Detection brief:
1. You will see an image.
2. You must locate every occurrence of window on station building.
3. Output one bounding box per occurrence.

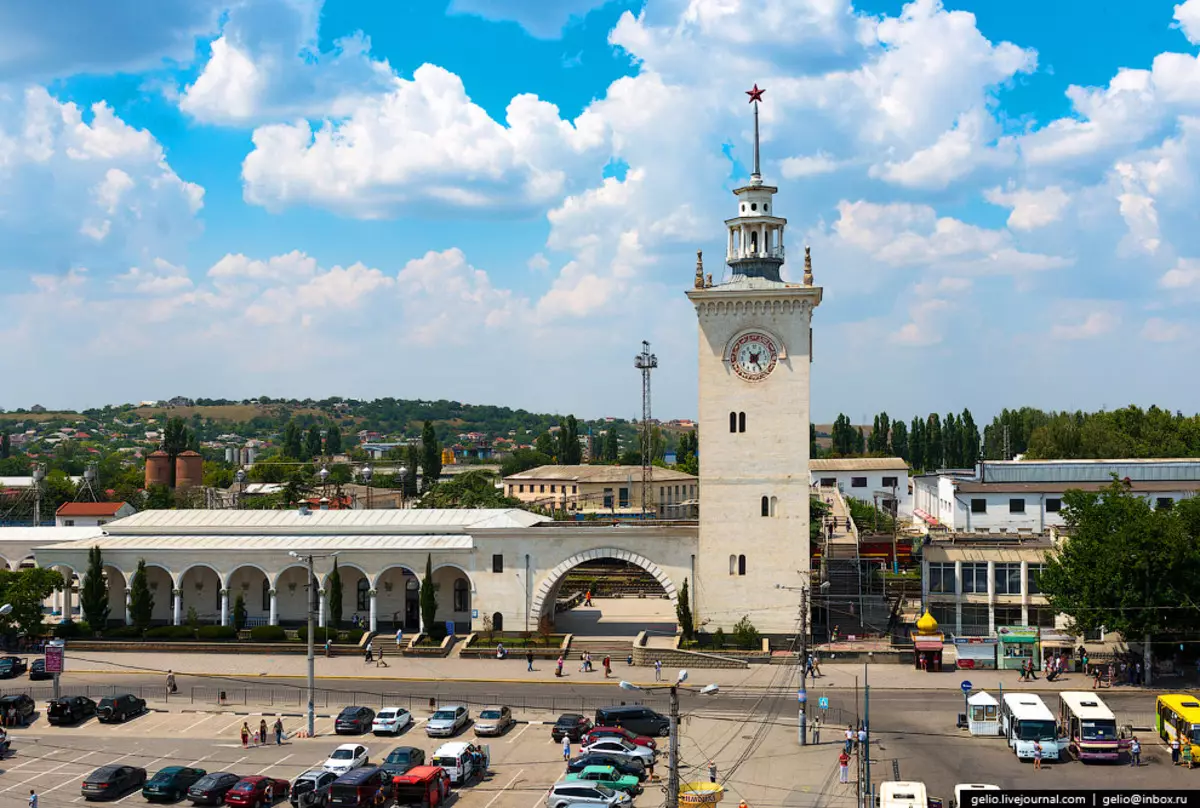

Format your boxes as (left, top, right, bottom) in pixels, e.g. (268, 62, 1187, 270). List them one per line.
(492, 554, 503, 573)
(1027, 565, 1046, 595)
(729, 555, 736, 575)
(1009, 498, 1025, 514)
(820, 478, 837, 487)
(603, 488, 614, 509)
(971, 499, 987, 513)
(882, 476, 899, 488)
(618, 488, 630, 508)
(1157, 497, 1175, 510)
(262, 578, 270, 612)
(356, 579, 369, 612)
(994, 563, 1021, 595)
(453, 578, 469, 612)
(1045, 498, 1061, 513)
(738, 412, 746, 433)
(961, 563, 988, 593)
(928, 562, 956, 594)
(729, 412, 737, 433)
(761, 496, 770, 517)
(851, 477, 867, 488)
(738, 555, 746, 576)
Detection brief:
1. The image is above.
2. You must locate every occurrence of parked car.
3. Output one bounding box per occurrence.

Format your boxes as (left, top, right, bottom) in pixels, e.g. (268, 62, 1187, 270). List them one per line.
(334, 707, 375, 735)
(187, 773, 244, 805)
(584, 727, 657, 752)
(379, 747, 425, 778)
(390, 766, 450, 807)
(97, 693, 146, 723)
(593, 706, 670, 738)
(327, 767, 386, 808)
(322, 744, 370, 776)
(579, 738, 655, 766)
(48, 696, 97, 725)
(544, 782, 631, 808)
(372, 708, 412, 736)
(223, 776, 290, 807)
(289, 770, 337, 808)
(565, 755, 646, 781)
(564, 766, 642, 797)
(430, 741, 489, 785)
(81, 765, 147, 801)
(29, 658, 53, 681)
(473, 706, 514, 737)
(551, 714, 593, 743)
(0, 656, 28, 678)
(143, 766, 208, 802)
(425, 706, 469, 738)
(0, 693, 35, 725)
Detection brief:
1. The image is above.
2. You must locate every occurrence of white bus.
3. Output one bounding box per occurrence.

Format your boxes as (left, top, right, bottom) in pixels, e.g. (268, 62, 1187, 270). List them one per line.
(1058, 692, 1123, 762)
(999, 693, 1060, 761)
(879, 782, 929, 808)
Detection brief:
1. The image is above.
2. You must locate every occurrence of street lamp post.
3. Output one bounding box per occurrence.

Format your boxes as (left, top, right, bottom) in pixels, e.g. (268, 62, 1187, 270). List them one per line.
(398, 466, 407, 508)
(619, 671, 718, 808)
(777, 583, 812, 745)
(288, 552, 337, 737)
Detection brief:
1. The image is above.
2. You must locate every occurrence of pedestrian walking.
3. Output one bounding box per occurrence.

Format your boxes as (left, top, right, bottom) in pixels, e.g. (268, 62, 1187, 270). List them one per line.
(325, 638, 331, 658)
(364, 640, 373, 664)
(585, 591, 592, 607)
(1172, 737, 1181, 765)
(166, 670, 177, 694)
(28, 790, 37, 808)
(264, 781, 274, 806)
(857, 726, 866, 751)
(603, 655, 611, 679)
(1184, 741, 1194, 769)
(813, 653, 822, 677)
(274, 717, 284, 745)
(1033, 742, 1043, 770)
(844, 726, 854, 753)
(655, 659, 662, 682)
(376, 646, 388, 667)
(812, 715, 821, 745)
(556, 656, 564, 677)
(1130, 737, 1141, 767)
(526, 650, 534, 672)
(259, 718, 268, 746)
(396, 628, 404, 648)
(240, 722, 250, 749)
(562, 735, 571, 762)
(838, 751, 850, 784)
(708, 761, 717, 783)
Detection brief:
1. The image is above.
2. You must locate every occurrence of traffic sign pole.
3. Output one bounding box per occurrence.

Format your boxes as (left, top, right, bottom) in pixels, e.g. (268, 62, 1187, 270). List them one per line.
(961, 680, 972, 725)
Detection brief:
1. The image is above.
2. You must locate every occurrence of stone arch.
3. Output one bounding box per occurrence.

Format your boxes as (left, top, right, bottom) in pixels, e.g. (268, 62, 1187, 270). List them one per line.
(320, 561, 372, 588)
(530, 548, 677, 619)
(178, 562, 227, 589)
(272, 563, 312, 589)
(370, 563, 421, 589)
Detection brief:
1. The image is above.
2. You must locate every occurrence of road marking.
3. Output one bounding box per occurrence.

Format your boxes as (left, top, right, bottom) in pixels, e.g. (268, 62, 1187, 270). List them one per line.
(0, 749, 59, 774)
(220, 716, 250, 735)
(483, 768, 525, 808)
(0, 760, 77, 792)
(506, 724, 532, 745)
(39, 754, 100, 795)
(183, 714, 219, 733)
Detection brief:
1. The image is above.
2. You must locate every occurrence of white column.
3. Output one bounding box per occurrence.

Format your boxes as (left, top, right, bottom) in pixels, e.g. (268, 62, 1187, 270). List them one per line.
(779, 224, 784, 253)
(369, 590, 378, 633)
(759, 224, 766, 255)
(986, 560, 996, 635)
(954, 561, 963, 635)
(64, 581, 73, 620)
(269, 589, 278, 626)
(220, 589, 230, 627)
(172, 588, 182, 626)
(727, 227, 734, 259)
(740, 224, 747, 257)
(318, 589, 327, 627)
(1019, 560, 1029, 626)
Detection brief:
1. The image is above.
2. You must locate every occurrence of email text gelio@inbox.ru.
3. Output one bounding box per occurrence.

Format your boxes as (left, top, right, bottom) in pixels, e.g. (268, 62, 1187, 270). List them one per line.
(965, 792, 1198, 808)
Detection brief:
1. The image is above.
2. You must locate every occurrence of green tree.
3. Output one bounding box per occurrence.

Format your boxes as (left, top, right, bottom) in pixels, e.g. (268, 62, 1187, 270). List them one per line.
(421, 421, 443, 492)
(675, 578, 695, 641)
(602, 428, 619, 462)
(731, 615, 761, 650)
(961, 408, 980, 468)
(420, 553, 438, 637)
(557, 415, 582, 465)
(161, 416, 195, 487)
(891, 419, 909, 462)
(533, 431, 555, 458)
(676, 431, 698, 476)
(926, 413, 942, 469)
(944, 412, 961, 467)
(248, 457, 291, 483)
(305, 424, 324, 460)
(233, 592, 248, 631)
(501, 448, 551, 477)
(128, 559, 154, 630)
(325, 424, 343, 455)
(415, 470, 522, 509)
(0, 432, 8, 459)
(282, 421, 303, 459)
(809, 423, 818, 459)
(403, 445, 421, 499)
(0, 567, 63, 637)
(80, 545, 110, 631)
(1039, 480, 1200, 687)
(910, 416, 925, 471)
(328, 559, 343, 628)
(858, 426, 867, 454)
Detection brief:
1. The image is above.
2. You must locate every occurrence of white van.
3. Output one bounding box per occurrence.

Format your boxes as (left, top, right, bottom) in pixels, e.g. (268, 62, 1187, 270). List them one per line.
(879, 782, 928, 808)
(431, 741, 490, 785)
(951, 784, 999, 808)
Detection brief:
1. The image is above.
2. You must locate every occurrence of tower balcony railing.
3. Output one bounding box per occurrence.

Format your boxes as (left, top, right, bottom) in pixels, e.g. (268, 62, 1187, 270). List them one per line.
(728, 245, 785, 261)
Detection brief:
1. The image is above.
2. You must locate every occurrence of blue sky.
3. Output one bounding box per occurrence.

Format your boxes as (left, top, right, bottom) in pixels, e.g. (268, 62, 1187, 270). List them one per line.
(2, 0, 1199, 423)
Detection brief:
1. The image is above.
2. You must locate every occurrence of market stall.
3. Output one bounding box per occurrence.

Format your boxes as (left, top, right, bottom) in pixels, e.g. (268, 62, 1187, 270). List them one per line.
(966, 690, 1000, 736)
(912, 610, 945, 672)
(997, 625, 1040, 671)
(953, 636, 998, 670)
(1040, 631, 1076, 669)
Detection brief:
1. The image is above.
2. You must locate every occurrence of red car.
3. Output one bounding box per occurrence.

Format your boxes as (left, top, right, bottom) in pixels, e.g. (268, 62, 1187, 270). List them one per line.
(584, 726, 658, 751)
(224, 776, 290, 808)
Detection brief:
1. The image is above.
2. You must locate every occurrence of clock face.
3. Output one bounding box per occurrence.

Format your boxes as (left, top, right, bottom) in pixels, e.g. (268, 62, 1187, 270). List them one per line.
(729, 332, 779, 381)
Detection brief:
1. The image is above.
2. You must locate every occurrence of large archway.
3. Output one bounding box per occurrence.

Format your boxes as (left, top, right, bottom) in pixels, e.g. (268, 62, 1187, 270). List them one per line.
(376, 565, 421, 633)
(179, 565, 222, 625)
(228, 565, 271, 626)
(431, 565, 472, 635)
(103, 566, 128, 627)
(142, 564, 174, 625)
(531, 549, 677, 637)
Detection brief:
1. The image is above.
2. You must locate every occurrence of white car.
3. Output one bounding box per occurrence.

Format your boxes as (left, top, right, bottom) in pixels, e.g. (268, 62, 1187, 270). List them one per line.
(579, 738, 655, 766)
(545, 782, 631, 808)
(372, 707, 413, 736)
(322, 743, 369, 776)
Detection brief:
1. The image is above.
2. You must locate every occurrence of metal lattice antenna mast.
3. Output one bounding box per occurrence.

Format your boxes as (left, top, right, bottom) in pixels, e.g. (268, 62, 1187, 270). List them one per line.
(74, 462, 99, 502)
(634, 341, 658, 518)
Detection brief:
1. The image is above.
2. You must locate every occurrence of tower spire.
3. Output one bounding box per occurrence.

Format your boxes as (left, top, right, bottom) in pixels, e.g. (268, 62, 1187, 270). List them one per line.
(746, 84, 765, 184)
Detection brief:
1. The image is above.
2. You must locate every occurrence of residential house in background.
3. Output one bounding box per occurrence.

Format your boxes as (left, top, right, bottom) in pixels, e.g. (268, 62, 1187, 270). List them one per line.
(503, 465, 698, 518)
(55, 501, 135, 527)
(810, 457, 912, 517)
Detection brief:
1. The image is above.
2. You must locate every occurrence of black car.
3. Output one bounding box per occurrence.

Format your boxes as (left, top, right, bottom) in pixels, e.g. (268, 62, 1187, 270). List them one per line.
(0, 693, 35, 725)
(334, 706, 375, 735)
(186, 772, 243, 806)
(143, 766, 208, 802)
(551, 714, 593, 742)
(379, 747, 425, 778)
(566, 754, 646, 781)
(48, 696, 97, 725)
(0, 656, 28, 678)
(97, 693, 146, 723)
(81, 764, 147, 800)
(29, 659, 53, 681)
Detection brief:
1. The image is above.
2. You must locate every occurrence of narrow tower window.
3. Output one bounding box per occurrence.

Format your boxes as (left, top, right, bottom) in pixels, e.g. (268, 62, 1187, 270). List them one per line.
(738, 555, 747, 576)
(761, 496, 769, 517)
(770, 496, 778, 517)
(729, 411, 737, 433)
(729, 555, 737, 575)
(738, 412, 746, 433)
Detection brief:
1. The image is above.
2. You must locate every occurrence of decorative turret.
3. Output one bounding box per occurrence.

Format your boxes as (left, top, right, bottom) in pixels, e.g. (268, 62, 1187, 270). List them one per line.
(916, 609, 939, 635)
(725, 84, 787, 283)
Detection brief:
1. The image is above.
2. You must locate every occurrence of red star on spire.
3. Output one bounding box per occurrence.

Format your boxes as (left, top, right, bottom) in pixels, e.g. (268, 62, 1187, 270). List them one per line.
(746, 84, 765, 104)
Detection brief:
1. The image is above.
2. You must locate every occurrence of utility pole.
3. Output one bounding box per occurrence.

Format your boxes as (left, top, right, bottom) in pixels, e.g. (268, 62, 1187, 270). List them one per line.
(305, 553, 316, 737)
(799, 585, 808, 745)
(667, 685, 680, 808)
(863, 664, 871, 808)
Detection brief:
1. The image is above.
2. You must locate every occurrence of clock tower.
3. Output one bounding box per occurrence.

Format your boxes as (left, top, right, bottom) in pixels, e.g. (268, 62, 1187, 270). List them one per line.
(687, 85, 823, 634)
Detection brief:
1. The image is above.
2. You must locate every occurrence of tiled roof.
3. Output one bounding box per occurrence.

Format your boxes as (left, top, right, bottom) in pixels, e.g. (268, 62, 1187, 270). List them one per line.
(39, 533, 473, 553)
(811, 458, 909, 472)
(56, 502, 129, 517)
(503, 465, 697, 484)
(104, 508, 545, 534)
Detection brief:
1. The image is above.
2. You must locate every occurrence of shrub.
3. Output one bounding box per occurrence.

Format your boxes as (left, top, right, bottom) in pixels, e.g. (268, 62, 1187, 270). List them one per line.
(103, 626, 143, 639)
(250, 625, 287, 642)
(53, 620, 90, 639)
(711, 627, 725, 649)
(296, 626, 334, 643)
(145, 625, 196, 640)
(341, 628, 366, 644)
(197, 625, 238, 640)
(731, 616, 761, 650)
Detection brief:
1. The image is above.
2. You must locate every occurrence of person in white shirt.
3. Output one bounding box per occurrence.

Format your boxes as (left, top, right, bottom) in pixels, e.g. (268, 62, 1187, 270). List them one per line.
(395, 628, 404, 647)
